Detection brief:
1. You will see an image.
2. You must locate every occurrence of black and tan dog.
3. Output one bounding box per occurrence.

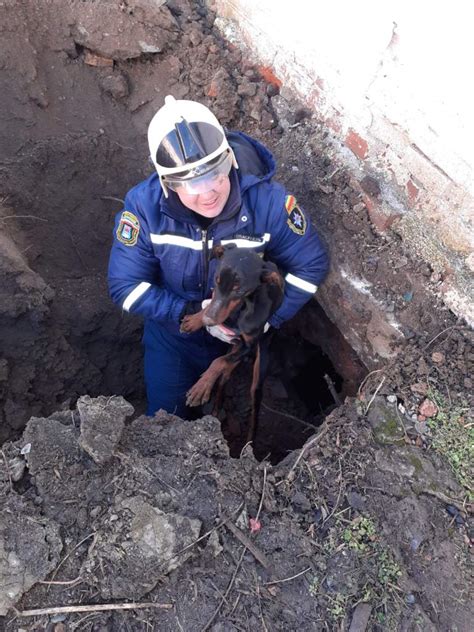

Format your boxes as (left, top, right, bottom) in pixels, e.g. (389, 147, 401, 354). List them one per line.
(180, 244, 284, 441)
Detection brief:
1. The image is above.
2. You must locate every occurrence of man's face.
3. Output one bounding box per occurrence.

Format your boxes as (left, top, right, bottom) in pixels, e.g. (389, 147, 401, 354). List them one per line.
(176, 175, 231, 218)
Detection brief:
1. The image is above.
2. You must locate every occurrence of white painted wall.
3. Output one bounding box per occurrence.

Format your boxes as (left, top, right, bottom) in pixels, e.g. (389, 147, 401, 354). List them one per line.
(214, 0, 474, 324)
(217, 1, 474, 191)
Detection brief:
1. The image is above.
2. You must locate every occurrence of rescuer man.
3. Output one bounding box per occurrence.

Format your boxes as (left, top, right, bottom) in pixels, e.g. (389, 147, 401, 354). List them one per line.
(108, 95, 329, 418)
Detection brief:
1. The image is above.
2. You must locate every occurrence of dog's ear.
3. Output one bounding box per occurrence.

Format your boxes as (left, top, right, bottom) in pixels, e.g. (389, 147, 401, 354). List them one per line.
(210, 243, 237, 260)
(261, 261, 284, 291)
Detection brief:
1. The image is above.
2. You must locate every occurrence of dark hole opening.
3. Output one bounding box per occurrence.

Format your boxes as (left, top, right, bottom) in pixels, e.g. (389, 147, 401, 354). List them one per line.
(288, 344, 343, 414)
(219, 302, 365, 465)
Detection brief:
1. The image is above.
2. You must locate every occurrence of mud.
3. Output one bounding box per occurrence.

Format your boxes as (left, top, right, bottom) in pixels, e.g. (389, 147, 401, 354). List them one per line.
(0, 1, 473, 629)
(1, 397, 472, 630)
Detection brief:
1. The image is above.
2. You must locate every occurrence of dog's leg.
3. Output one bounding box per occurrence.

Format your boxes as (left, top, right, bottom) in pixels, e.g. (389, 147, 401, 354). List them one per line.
(186, 340, 250, 407)
(246, 331, 274, 443)
(247, 343, 261, 443)
(212, 378, 226, 416)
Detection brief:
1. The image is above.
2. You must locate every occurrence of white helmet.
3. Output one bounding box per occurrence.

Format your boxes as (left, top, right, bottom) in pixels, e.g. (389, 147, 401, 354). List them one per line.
(148, 95, 239, 197)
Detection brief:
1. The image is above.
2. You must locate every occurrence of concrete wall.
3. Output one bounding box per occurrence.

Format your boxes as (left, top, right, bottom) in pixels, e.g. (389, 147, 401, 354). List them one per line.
(213, 0, 474, 325)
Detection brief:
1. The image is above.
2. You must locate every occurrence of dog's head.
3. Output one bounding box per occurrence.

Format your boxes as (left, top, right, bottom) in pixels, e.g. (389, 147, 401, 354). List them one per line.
(202, 244, 284, 327)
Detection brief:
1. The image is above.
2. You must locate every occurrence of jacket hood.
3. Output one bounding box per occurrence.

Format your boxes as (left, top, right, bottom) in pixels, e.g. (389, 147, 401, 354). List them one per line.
(227, 131, 276, 193)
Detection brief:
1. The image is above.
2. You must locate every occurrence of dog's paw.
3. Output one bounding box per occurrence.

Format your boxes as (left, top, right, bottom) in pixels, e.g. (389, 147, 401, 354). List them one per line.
(180, 312, 203, 334)
(186, 378, 213, 407)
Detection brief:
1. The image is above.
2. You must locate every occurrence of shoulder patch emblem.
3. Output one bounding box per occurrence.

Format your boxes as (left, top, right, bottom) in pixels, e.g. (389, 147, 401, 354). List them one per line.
(284, 195, 307, 236)
(116, 211, 140, 246)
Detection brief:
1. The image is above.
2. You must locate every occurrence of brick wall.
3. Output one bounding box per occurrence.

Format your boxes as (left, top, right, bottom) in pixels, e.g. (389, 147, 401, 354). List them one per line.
(213, 0, 474, 325)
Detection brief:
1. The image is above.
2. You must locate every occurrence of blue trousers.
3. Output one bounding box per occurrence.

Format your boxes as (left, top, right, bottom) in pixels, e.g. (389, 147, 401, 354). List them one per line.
(143, 320, 228, 418)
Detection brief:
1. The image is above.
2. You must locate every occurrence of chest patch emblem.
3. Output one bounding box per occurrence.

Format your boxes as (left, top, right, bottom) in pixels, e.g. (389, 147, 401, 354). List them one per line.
(285, 195, 307, 236)
(116, 211, 140, 246)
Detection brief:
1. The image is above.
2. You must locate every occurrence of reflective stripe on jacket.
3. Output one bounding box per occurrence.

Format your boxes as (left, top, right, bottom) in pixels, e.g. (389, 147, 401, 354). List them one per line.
(108, 131, 329, 335)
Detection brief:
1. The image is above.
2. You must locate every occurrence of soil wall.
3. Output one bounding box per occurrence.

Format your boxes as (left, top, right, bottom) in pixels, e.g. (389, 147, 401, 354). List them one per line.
(0, 0, 469, 433)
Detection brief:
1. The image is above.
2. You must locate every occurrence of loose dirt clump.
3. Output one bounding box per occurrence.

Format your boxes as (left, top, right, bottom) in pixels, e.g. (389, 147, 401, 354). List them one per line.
(0, 397, 471, 630)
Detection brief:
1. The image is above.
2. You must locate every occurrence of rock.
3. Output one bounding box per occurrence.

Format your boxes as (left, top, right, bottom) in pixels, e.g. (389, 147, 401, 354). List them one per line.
(237, 79, 257, 97)
(374, 445, 463, 497)
(249, 107, 261, 122)
(349, 602, 372, 632)
(204, 530, 222, 558)
(8, 456, 25, 482)
(418, 399, 438, 418)
(188, 27, 202, 47)
(291, 490, 311, 512)
(387, 394, 397, 404)
(271, 95, 293, 131)
(261, 109, 277, 130)
(431, 352, 445, 364)
(266, 83, 280, 97)
(0, 495, 62, 615)
(78, 395, 134, 465)
(367, 397, 405, 445)
(82, 496, 201, 599)
(99, 72, 129, 99)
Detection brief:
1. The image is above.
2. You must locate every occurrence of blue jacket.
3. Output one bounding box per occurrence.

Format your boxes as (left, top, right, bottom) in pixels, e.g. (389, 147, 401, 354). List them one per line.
(108, 131, 329, 335)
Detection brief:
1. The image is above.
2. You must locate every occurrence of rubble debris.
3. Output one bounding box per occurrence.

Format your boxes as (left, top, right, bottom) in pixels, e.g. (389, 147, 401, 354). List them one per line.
(82, 496, 202, 599)
(0, 496, 62, 616)
(70, 2, 179, 60)
(77, 394, 134, 465)
(366, 396, 406, 445)
(0, 399, 471, 629)
(83, 50, 113, 67)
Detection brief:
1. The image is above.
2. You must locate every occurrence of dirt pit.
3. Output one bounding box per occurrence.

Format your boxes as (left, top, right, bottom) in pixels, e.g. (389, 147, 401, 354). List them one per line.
(0, 0, 473, 630)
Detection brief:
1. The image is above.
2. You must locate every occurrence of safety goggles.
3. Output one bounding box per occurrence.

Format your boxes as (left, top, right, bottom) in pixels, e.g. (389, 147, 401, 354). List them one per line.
(163, 151, 233, 195)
